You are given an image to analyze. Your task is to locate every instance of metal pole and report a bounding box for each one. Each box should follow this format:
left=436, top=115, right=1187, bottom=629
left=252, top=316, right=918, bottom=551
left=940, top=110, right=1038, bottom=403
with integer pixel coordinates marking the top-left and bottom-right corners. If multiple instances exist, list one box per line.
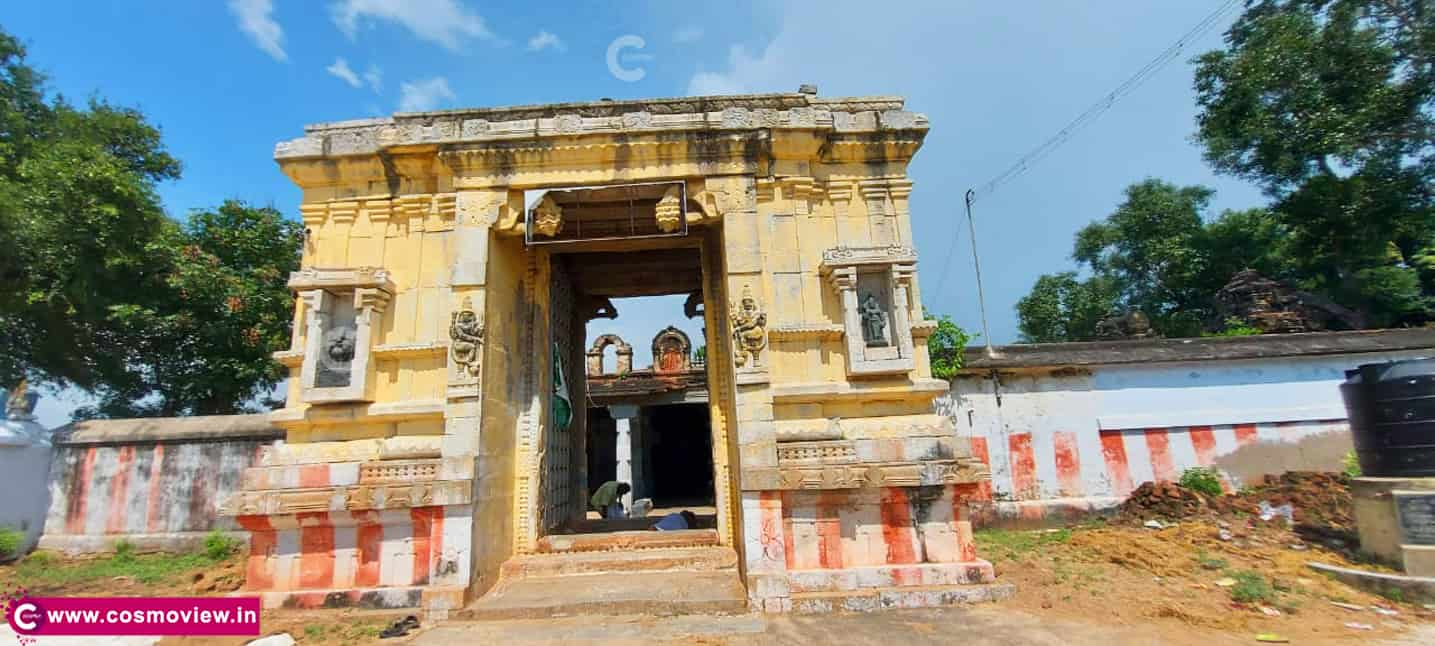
left=965, top=189, right=996, bottom=358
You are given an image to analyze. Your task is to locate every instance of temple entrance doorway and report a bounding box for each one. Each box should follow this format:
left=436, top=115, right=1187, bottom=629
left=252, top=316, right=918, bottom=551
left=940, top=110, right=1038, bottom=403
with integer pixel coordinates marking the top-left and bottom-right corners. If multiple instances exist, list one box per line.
left=574, top=292, right=717, bottom=534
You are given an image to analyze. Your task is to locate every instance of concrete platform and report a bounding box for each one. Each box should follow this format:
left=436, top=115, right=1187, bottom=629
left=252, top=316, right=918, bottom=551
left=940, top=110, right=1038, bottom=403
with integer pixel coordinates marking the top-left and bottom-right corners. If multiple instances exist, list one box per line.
left=456, top=570, right=749, bottom=620
left=501, top=546, right=738, bottom=579
left=789, top=583, right=1016, bottom=613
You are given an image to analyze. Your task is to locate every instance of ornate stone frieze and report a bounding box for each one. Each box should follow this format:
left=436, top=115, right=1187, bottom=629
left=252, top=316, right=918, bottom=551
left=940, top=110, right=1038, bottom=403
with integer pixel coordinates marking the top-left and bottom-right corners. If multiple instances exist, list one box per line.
left=777, top=440, right=857, bottom=465
left=219, top=480, right=470, bottom=516
left=287, top=266, right=395, bottom=292
left=729, top=285, right=768, bottom=369
left=820, top=246, right=917, bottom=267
left=742, top=459, right=987, bottom=491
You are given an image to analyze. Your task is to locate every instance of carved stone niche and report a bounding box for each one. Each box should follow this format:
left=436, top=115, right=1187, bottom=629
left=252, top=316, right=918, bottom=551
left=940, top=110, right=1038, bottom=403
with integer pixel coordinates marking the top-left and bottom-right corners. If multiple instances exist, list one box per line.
left=289, top=267, right=395, bottom=404
left=651, top=326, right=692, bottom=374
left=820, top=246, right=917, bottom=376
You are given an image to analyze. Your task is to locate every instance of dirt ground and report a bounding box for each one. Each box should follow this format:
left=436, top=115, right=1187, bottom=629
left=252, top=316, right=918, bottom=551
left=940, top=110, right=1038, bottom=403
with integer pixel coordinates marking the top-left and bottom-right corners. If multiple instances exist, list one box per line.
left=3, top=472, right=1431, bottom=644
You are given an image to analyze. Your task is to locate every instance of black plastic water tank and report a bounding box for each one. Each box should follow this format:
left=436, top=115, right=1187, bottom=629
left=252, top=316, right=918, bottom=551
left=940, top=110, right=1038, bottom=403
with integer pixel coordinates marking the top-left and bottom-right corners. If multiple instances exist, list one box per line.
left=1340, top=358, right=1435, bottom=477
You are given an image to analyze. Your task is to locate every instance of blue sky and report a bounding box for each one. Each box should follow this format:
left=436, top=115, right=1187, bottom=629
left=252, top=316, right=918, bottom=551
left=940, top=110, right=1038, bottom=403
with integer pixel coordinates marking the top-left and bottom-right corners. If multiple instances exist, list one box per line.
left=3, top=1, right=1268, bottom=425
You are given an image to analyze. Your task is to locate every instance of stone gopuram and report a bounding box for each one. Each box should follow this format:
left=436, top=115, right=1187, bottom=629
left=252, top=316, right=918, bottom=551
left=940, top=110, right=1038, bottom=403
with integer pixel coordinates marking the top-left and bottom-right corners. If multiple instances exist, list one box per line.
left=222, top=90, right=999, bottom=615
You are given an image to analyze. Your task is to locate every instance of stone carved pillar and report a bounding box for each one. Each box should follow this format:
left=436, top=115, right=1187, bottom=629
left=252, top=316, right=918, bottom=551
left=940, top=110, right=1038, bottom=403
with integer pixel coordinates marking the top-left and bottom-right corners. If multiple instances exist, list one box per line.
left=610, top=404, right=639, bottom=511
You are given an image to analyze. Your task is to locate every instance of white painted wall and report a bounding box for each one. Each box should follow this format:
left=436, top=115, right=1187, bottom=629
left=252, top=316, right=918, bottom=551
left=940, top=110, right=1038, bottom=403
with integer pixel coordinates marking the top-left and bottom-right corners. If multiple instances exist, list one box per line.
left=940, top=348, right=1432, bottom=512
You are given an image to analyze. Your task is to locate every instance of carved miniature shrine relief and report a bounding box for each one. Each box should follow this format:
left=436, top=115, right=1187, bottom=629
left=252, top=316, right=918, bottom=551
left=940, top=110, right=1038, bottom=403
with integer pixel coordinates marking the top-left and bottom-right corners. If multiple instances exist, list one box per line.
left=289, top=267, right=394, bottom=403
left=820, top=246, right=918, bottom=376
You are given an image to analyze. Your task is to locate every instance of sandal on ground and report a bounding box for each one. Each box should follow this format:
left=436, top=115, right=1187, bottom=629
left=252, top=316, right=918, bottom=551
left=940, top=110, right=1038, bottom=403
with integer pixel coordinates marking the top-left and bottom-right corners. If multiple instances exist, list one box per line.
left=379, top=615, right=420, bottom=639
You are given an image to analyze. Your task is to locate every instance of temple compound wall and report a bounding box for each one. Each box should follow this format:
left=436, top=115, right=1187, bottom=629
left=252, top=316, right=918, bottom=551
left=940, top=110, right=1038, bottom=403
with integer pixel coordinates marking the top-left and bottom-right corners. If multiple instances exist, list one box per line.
left=40, top=415, right=281, bottom=554
left=937, top=329, right=1435, bottom=525
left=222, top=90, right=995, bottom=614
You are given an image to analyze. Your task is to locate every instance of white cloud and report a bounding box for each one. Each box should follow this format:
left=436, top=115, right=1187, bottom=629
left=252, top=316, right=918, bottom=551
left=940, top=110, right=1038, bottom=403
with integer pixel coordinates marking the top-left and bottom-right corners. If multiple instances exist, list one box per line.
left=672, top=26, right=703, bottom=44
left=688, top=44, right=783, bottom=96
left=363, top=64, right=383, bottom=92
left=330, top=0, right=495, bottom=51
left=326, top=57, right=363, bottom=88
left=398, top=77, right=457, bottom=112
left=228, top=0, right=286, bottom=61
left=527, top=30, right=565, bottom=53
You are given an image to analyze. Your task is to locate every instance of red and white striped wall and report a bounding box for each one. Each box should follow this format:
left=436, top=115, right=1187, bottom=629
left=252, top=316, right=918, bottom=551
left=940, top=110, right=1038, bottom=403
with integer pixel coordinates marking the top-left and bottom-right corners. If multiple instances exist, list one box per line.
left=741, top=484, right=994, bottom=611
left=236, top=505, right=472, bottom=609
left=935, top=350, right=1421, bottom=522
left=42, top=438, right=270, bottom=552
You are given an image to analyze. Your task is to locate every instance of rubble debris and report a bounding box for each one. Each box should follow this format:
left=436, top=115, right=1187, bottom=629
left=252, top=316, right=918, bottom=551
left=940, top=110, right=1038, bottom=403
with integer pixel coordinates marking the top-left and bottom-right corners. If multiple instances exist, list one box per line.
left=1118, top=481, right=1210, bottom=520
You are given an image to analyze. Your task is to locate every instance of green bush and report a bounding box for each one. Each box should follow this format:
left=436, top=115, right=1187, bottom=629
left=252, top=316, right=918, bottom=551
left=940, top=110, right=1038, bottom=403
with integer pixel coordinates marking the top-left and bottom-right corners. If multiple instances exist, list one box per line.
left=202, top=530, right=241, bottom=561
left=0, top=527, right=23, bottom=561
left=112, top=538, right=136, bottom=563
left=1342, top=451, right=1362, bottom=478
left=1178, top=467, right=1224, bottom=497
left=1228, top=570, right=1275, bottom=604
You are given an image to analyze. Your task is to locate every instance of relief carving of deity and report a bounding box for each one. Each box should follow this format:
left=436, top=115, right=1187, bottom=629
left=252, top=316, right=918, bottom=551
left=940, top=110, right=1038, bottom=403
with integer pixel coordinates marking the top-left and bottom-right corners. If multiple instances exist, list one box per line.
left=449, top=298, right=484, bottom=378
left=729, top=286, right=767, bottom=368
left=316, top=325, right=356, bottom=387
left=860, top=292, right=889, bottom=347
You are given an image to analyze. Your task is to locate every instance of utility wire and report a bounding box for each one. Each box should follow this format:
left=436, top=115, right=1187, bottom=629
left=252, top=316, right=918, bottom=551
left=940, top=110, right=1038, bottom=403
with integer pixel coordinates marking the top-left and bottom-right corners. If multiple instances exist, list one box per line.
left=931, top=0, right=1241, bottom=301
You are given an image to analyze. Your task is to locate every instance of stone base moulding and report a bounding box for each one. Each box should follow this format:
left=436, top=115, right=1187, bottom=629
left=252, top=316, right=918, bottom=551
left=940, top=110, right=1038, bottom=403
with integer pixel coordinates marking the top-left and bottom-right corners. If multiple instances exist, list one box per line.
left=740, top=483, right=998, bottom=612
left=235, top=505, right=472, bottom=611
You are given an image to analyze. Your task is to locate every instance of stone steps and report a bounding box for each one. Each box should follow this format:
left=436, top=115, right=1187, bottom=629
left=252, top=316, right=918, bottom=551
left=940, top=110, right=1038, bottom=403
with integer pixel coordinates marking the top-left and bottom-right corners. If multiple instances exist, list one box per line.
left=500, top=546, right=738, bottom=580
left=789, top=582, right=1016, bottom=614
left=536, top=528, right=720, bottom=554
left=457, top=570, right=749, bottom=621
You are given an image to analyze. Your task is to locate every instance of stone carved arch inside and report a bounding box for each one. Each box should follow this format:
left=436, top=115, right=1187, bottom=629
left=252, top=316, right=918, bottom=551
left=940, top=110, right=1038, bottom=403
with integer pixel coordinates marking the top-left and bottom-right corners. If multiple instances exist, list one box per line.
left=585, top=334, right=633, bottom=376
left=651, top=326, right=692, bottom=374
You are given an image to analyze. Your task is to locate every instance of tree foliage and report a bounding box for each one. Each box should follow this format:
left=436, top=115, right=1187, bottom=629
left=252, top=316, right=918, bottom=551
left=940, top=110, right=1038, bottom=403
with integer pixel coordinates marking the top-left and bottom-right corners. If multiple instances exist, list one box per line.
left=1018, top=1, right=1434, bottom=341
left=0, top=28, right=300, bottom=417
left=1018, top=180, right=1287, bottom=341
left=926, top=313, right=973, bottom=380
left=1194, top=0, right=1434, bottom=326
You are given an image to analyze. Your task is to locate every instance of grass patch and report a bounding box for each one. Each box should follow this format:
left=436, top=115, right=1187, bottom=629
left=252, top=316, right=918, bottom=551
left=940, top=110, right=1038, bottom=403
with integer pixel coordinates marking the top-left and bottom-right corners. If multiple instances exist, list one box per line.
left=0, top=527, right=23, bottom=561
left=203, top=530, right=242, bottom=561
left=975, top=528, right=1072, bottom=562
left=1227, top=569, right=1275, bottom=604
left=10, top=539, right=236, bottom=589
left=1195, top=549, right=1228, bottom=571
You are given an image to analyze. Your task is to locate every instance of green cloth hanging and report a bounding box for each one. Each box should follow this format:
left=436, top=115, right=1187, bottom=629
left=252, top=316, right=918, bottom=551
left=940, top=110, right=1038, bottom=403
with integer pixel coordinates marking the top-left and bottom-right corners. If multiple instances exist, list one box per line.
left=552, top=342, right=572, bottom=431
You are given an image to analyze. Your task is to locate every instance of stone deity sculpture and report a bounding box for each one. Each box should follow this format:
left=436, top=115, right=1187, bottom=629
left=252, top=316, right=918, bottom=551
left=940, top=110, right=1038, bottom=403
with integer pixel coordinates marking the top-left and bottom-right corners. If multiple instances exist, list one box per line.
left=317, top=325, right=357, bottom=387
left=860, top=293, right=889, bottom=347
left=449, top=302, right=484, bottom=378
left=729, top=289, right=768, bottom=368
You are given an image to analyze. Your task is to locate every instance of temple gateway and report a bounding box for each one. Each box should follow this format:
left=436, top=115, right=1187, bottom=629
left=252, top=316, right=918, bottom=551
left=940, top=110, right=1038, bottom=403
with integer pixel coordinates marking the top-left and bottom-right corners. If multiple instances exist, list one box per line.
left=222, top=89, right=1001, bottom=615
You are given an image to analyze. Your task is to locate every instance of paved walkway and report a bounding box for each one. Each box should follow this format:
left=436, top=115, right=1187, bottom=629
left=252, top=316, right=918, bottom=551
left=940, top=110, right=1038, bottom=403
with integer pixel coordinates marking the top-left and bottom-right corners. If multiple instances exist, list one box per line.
left=410, top=606, right=1435, bottom=646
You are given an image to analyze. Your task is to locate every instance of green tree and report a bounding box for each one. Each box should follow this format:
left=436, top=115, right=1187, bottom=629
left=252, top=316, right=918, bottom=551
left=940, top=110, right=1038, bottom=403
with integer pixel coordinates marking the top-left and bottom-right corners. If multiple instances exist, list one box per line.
left=1194, top=0, right=1434, bottom=326
left=925, top=313, right=973, bottom=379
left=0, top=28, right=300, bottom=417
left=1015, top=272, right=1119, bottom=343
left=86, top=202, right=302, bottom=417
left=1017, top=180, right=1286, bottom=342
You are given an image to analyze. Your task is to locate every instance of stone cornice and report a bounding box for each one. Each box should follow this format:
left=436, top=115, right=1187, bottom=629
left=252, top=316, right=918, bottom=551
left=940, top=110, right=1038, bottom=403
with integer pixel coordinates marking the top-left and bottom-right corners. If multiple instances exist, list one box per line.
left=276, top=93, right=928, bottom=168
